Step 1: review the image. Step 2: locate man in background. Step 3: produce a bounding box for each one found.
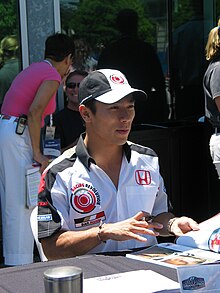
[97,9,168,124]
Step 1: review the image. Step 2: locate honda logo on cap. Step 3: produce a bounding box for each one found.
[110,74,125,84]
[135,170,151,185]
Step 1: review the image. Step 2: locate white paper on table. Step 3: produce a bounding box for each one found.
[177,263,220,292]
[83,270,180,293]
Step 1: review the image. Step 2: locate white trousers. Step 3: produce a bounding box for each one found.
[0,117,34,265]
[209,133,220,179]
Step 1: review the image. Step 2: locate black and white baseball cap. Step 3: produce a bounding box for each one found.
[78,69,147,105]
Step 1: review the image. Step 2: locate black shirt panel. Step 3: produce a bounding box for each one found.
[53,107,85,148]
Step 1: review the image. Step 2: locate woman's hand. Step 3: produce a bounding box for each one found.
[33,153,50,174]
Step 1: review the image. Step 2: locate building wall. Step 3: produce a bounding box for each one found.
[26,0,56,64]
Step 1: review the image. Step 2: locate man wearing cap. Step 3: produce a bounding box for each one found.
[37,69,199,260]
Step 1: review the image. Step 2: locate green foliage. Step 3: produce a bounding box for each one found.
[172,0,194,30]
[61,0,155,49]
[0,0,18,41]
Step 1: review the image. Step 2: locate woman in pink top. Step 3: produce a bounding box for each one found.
[0,33,75,266]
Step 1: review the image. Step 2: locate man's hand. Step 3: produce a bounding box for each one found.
[99,211,163,242]
[169,216,199,236]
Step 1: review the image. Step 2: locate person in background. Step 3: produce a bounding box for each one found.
[203,25,220,179]
[97,9,168,124]
[0,35,20,109]
[73,38,97,72]
[54,69,88,152]
[172,2,205,120]
[0,33,75,266]
[38,69,199,261]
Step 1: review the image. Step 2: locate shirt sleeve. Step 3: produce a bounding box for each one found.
[210,66,220,99]
[38,169,66,239]
[43,64,61,83]
[151,174,172,216]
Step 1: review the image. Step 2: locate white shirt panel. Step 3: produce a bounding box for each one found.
[49,149,168,252]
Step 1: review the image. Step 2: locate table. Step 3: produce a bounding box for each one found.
[0,254,177,293]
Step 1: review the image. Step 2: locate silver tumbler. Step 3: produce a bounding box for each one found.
[44,266,83,293]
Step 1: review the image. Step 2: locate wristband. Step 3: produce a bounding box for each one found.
[167,217,178,235]
[97,220,106,243]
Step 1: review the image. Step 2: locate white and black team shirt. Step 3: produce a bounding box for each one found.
[38,135,172,253]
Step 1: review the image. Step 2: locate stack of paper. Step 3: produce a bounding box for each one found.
[84,270,180,293]
[25,165,41,208]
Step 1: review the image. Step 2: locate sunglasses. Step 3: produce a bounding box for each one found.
[66,82,80,89]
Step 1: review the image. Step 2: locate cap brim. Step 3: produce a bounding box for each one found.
[95,87,147,104]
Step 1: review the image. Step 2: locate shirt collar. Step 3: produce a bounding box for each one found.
[76,134,95,171]
[76,134,132,170]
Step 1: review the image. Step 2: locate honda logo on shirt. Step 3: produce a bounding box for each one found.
[135,170,151,185]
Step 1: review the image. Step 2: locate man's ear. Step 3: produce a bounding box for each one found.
[79,105,91,122]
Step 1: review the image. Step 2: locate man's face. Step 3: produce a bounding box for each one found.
[65,74,85,106]
[87,94,135,146]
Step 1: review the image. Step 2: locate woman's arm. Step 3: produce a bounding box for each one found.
[215,96,220,112]
[28,80,60,173]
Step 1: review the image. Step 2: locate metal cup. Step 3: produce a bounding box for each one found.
[44,266,83,293]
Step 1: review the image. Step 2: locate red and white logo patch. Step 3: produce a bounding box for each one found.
[110,74,125,84]
[208,228,220,253]
[135,170,151,185]
[70,183,100,214]
[74,211,106,228]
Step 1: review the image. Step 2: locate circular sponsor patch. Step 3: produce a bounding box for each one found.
[70,187,97,214]
[110,74,124,84]
[208,227,220,253]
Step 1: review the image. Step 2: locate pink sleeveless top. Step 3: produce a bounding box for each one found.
[1,61,61,126]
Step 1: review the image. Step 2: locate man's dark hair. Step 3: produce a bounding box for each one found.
[66,69,88,83]
[44,33,75,62]
[84,99,97,114]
